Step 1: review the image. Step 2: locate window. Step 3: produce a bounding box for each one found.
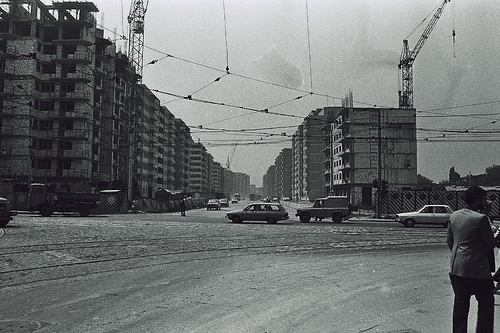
[62,64,76,77]
[41,63,56,74]
[36,160,51,170]
[39,121,53,130]
[60,82,76,93]
[58,160,71,170]
[39,101,54,111]
[40,82,55,93]
[435,206,448,213]
[60,102,75,112]
[42,44,57,55]
[58,141,72,150]
[59,121,73,130]
[62,45,77,57]
[38,140,52,150]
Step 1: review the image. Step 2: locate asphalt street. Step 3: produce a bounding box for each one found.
[1,206,500,332]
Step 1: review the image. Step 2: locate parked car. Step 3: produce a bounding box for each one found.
[395,204,453,227]
[207,198,221,210]
[219,198,229,207]
[0,197,17,227]
[231,199,238,204]
[226,202,289,224]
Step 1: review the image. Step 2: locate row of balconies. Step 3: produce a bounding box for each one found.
[31,149,91,159]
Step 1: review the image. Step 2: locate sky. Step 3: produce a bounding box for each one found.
[85,0,500,186]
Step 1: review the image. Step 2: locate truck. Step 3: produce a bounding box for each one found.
[0,197,17,227]
[295,196,351,223]
[29,183,100,217]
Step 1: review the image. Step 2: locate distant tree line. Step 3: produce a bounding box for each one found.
[417,165,500,188]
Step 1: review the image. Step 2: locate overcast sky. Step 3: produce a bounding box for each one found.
[87,0,500,186]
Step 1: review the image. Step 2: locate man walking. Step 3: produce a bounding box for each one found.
[179,198,186,216]
[447,186,496,333]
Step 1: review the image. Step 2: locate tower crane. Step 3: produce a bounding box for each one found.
[127,0,149,199]
[128,0,149,83]
[226,143,237,170]
[398,0,450,108]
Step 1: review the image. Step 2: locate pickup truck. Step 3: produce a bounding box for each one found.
[295,196,351,223]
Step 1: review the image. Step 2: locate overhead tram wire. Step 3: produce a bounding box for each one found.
[141,45,382,109]
[96,6,400,115]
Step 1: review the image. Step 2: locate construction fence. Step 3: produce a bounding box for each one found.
[377,188,500,219]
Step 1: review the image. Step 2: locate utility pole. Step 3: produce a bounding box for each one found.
[377,109,382,219]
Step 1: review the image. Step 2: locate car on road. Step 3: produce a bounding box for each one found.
[231,199,238,204]
[219,198,229,207]
[207,198,221,210]
[395,204,453,227]
[226,202,289,224]
[0,197,17,227]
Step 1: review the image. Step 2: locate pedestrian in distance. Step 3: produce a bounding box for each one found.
[179,198,186,217]
[447,186,496,333]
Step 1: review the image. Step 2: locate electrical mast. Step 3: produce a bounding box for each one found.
[398,0,450,108]
[127,0,149,83]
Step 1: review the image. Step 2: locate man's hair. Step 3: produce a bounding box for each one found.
[463,186,487,205]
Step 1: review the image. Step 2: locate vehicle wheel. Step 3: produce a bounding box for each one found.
[332,212,342,223]
[266,217,277,224]
[39,204,54,217]
[443,220,449,228]
[403,218,416,227]
[299,212,311,223]
[207,207,210,210]
[231,216,242,223]
[78,205,91,217]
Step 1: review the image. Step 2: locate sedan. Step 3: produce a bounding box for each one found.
[395,205,453,227]
[226,203,289,224]
[207,198,221,210]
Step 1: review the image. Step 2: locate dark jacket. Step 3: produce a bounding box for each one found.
[447,208,496,279]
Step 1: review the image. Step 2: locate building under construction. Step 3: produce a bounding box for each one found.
[0,0,247,203]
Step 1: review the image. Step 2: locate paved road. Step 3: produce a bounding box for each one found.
[1,206,500,332]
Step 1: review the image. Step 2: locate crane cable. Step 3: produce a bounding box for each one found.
[222,0,230,73]
[305,0,313,93]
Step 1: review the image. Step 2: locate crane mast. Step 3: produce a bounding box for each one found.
[128,0,149,83]
[398,0,450,108]
[226,143,237,170]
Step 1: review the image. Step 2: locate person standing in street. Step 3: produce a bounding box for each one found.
[447,186,496,333]
[179,198,186,216]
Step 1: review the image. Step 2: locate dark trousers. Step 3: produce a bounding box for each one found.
[450,274,494,333]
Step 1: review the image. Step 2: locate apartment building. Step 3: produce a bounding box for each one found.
[291,108,328,201]
[262,164,276,199]
[0,0,252,202]
[0,1,99,192]
[275,148,292,199]
[325,106,417,207]
[173,118,192,192]
[262,148,292,200]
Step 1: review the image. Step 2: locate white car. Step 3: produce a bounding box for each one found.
[206,198,221,210]
[395,205,453,228]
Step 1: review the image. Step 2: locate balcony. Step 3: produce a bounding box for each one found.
[32,149,91,158]
[33,168,89,178]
